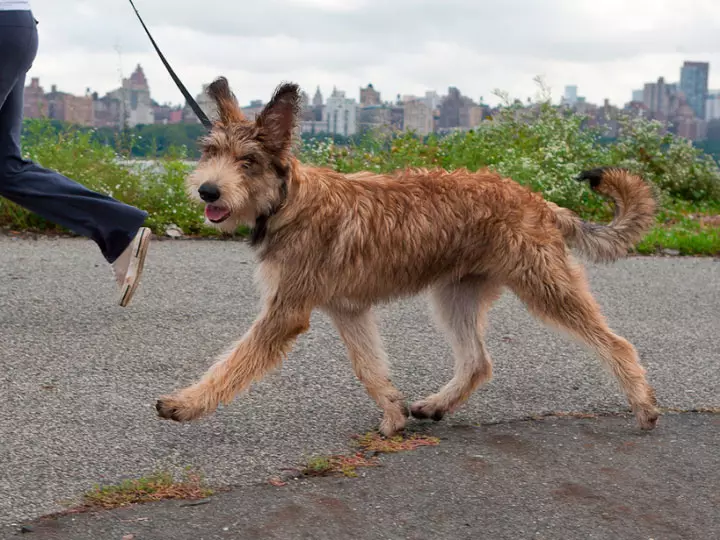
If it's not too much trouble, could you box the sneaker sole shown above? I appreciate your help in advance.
[119,227,151,308]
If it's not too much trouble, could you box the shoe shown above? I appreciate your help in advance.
[112,227,151,307]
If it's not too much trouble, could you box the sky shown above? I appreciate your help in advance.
[25,0,720,109]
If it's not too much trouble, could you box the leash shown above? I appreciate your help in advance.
[126,0,213,129]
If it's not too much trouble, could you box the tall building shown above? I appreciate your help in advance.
[437,87,475,130]
[680,61,709,119]
[564,85,578,105]
[707,91,720,121]
[424,90,440,110]
[323,88,357,137]
[631,89,644,103]
[468,105,485,128]
[309,86,324,122]
[107,64,154,127]
[312,86,323,107]
[643,77,675,117]
[360,83,381,106]
[23,77,47,118]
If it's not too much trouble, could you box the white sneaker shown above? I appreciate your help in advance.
[112,227,151,307]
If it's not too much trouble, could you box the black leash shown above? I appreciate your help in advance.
[127,0,213,129]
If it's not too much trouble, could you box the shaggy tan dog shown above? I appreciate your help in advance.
[156,77,659,436]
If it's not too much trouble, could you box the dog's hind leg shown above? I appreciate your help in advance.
[508,254,659,430]
[328,307,408,437]
[156,296,311,422]
[410,276,502,422]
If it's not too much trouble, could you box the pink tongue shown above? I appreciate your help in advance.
[205,205,229,221]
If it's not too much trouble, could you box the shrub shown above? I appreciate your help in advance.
[299,100,720,218]
[1,118,201,235]
[3,98,719,245]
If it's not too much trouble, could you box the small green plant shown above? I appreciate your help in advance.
[81,469,212,510]
[301,453,379,478]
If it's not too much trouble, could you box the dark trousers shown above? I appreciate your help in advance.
[0,10,147,263]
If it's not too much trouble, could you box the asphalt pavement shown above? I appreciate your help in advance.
[1,236,718,538]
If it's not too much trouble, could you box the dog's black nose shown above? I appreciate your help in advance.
[198,183,221,203]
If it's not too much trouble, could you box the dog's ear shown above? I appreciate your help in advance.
[255,82,301,158]
[206,77,245,125]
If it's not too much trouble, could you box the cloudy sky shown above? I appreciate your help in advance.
[26,0,720,108]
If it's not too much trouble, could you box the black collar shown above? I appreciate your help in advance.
[249,168,288,247]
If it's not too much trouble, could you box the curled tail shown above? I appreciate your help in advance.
[550,167,657,263]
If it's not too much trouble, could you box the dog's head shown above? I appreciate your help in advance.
[187,77,302,232]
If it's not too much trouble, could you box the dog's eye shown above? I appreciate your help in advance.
[236,155,256,169]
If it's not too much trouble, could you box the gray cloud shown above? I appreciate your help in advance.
[26,0,720,107]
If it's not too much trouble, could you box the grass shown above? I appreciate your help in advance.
[80,469,213,511]
[292,431,441,481]
[3,96,720,255]
[353,432,441,453]
[301,452,380,478]
[634,200,720,255]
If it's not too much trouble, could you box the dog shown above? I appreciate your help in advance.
[156,77,659,436]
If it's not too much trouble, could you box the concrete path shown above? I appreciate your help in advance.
[1,236,718,537]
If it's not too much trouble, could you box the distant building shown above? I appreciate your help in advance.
[673,93,707,140]
[92,93,122,128]
[183,83,219,124]
[107,64,154,127]
[468,105,485,128]
[643,77,675,118]
[312,86,323,107]
[707,91,720,121]
[153,102,184,125]
[323,88,357,136]
[45,84,94,126]
[308,86,324,122]
[403,98,433,136]
[631,89,644,103]
[23,77,47,118]
[299,119,328,134]
[437,87,476,130]
[680,61,709,119]
[241,100,265,121]
[359,104,392,133]
[564,85,578,106]
[424,90,440,111]
[360,83,381,106]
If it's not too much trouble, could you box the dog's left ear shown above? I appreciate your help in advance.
[256,82,301,159]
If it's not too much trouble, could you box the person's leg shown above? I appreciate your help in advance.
[0,11,151,306]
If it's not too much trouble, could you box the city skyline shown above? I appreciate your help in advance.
[25,0,720,110]
[22,56,720,144]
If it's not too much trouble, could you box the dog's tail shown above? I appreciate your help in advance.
[549,167,656,263]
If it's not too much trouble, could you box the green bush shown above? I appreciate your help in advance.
[298,101,720,218]
[1,118,204,235]
[2,99,719,254]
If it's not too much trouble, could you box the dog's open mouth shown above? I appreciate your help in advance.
[205,204,231,223]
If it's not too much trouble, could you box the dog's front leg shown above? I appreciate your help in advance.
[156,297,311,422]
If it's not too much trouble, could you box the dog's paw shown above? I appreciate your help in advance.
[379,403,409,437]
[156,394,207,422]
[635,406,660,431]
[409,399,445,422]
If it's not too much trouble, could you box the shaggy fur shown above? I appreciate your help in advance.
[156,77,660,436]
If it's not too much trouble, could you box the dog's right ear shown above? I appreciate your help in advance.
[206,77,246,125]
